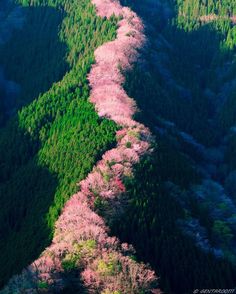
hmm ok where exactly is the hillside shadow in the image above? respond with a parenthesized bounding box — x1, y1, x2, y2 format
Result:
(0, 120, 59, 287)
(115, 0, 236, 293)
(122, 0, 234, 147)
(0, 4, 68, 126)
(0, 3, 68, 287)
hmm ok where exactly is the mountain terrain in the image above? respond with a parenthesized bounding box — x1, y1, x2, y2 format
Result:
(0, 0, 236, 293)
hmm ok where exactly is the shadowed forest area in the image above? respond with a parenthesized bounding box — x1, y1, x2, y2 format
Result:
(0, 0, 117, 286)
(0, 1, 68, 125)
(0, 6, 68, 122)
(108, 0, 236, 293)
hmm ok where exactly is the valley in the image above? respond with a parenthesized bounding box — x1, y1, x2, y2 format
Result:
(0, 0, 236, 293)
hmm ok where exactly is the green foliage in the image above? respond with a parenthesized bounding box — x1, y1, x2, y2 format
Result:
(111, 150, 236, 294)
(37, 281, 48, 289)
(62, 258, 78, 272)
(176, 0, 236, 28)
(102, 290, 122, 294)
(97, 255, 122, 277)
(94, 196, 109, 213)
(212, 220, 234, 245)
(0, 0, 117, 286)
(226, 26, 236, 49)
(81, 239, 96, 250)
(125, 141, 132, 148)
(116, 2, 236, 292)
(62, 240, 96, 272)
(174, 0, 236, 56)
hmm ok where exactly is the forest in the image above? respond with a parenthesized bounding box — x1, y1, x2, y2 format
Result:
(111, 0, 236, 293)
(0, 0, 236, 293)
(0, 0, 118, 286)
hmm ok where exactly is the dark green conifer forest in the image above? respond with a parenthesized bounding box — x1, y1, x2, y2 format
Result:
(111, 0, 236, 293)
(1, 0, 236, 292)
(0, 0, 117, 286)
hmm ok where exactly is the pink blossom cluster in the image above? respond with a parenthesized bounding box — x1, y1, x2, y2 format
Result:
(3, 192, 159, 293)
(79, 125, 152, 207)
(198, 14, 236, 24)
(89, 1, 146, 127)
(231, 15, 236, 24)
(2, 0, 160, 293)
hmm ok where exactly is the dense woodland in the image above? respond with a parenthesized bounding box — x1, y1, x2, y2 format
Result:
(0, 0, 118, 286)
(1, 0, 236, 292)
(109, 0, 236, 293)
(111, 149, 236, 294)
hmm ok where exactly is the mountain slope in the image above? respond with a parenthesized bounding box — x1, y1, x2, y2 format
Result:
(110, 0, 236, 293)
(1, 0, 236, 293)
(1, 0, 160, 293)
(0, 0, 118, 286)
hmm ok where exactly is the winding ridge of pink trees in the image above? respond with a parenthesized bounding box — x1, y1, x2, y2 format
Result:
(2, 1, 160, 293)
